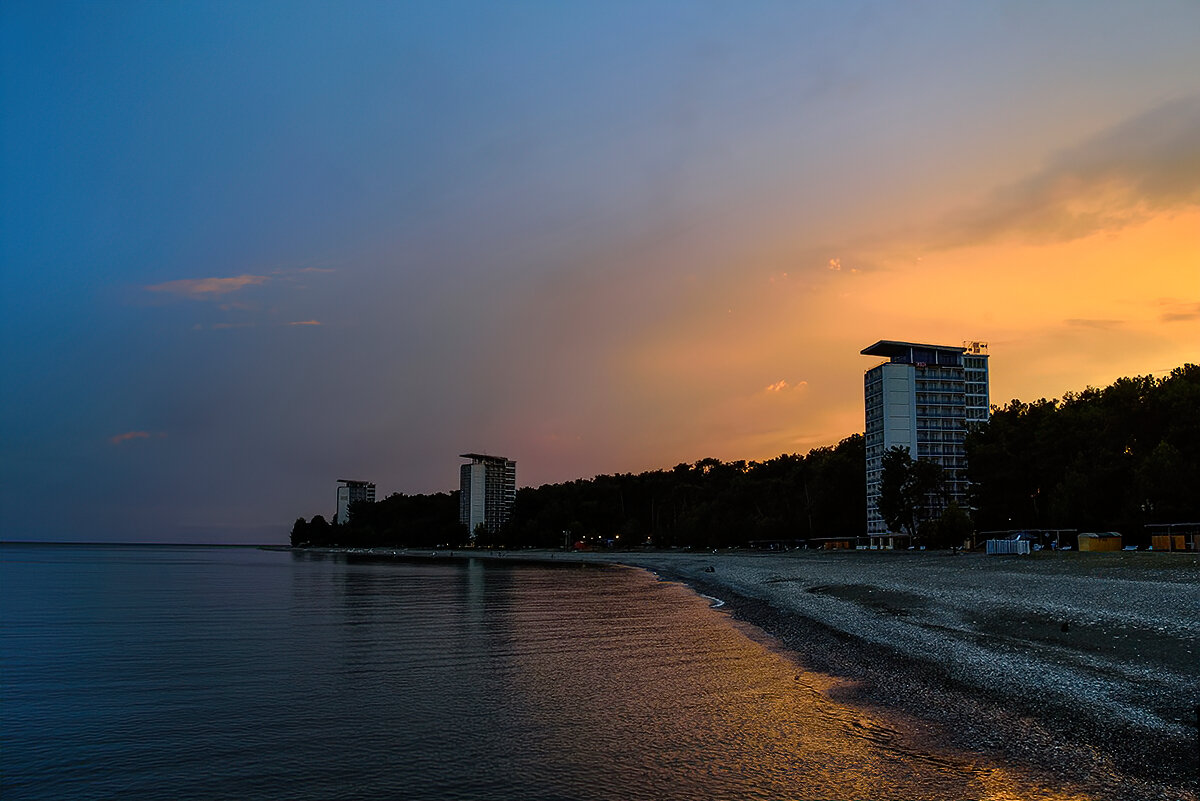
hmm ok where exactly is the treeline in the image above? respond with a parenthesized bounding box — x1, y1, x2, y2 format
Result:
(291, 491, 462, 548)
(291, 435, 865, 548)
(498, 435, 863, 549)
(966, 364, 1199, 537)
(290, 364, 1199, 549)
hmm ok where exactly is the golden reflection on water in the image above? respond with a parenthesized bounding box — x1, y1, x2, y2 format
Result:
(495, 565, 1096, 801)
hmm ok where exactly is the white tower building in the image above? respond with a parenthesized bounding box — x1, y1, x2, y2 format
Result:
(335, 479, 376, 525)
(861, 340, 989, 538)
(458, 453, 516, 538)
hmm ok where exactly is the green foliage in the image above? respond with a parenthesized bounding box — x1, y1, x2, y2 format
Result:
(505, 435, 865, 549)
(966, 364, 1200, 541)
(289, 365, 1197, 550)
(308, 515, 331, 541)
(930, 502, 974, 549)
(291, 435, 866, 549)
(297, 494, 466, 548)
(877, 446, 948, 541)
(289, 517, 309, 547)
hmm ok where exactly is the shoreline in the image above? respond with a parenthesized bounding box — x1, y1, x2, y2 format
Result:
(307, 546, 1199, 798)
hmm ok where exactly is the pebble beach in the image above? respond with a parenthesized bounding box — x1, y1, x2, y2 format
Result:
(345, 546, 1200, 799)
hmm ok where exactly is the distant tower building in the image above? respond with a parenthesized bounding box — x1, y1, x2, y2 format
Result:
(458, 453, 516, 539)
(335, 479, 376, 525)
(861, 340, 989, 539)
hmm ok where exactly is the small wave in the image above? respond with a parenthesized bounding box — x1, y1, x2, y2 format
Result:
(700, 593, 726, 608)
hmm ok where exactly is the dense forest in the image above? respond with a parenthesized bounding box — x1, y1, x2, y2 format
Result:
(291, 364, 1198, 549)
(291, 435, 864, 549)
(966, 364, 1199, 538)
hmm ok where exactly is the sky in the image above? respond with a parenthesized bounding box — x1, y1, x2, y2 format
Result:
(2, 1, 1198, 543)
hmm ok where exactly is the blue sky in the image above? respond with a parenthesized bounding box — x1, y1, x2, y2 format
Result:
(3, 1, 1198, 542)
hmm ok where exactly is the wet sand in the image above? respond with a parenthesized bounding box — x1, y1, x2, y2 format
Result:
(340, 547, 1200, 799)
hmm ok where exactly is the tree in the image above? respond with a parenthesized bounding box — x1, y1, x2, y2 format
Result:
(308, 515, 332, 544)
(290, 517, 309, 547)
(877, 446, 947, 541)
(931, 502, 974, 549)
(966, 364, 1200, 540)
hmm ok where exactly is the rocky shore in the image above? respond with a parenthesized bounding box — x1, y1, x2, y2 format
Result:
(336, 546, 1199, 799)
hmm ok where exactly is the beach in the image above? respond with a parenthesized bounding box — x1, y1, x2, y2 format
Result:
(345, 547, 1200, 798)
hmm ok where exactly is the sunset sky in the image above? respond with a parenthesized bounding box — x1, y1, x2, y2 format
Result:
(2, 1, 1198, 542)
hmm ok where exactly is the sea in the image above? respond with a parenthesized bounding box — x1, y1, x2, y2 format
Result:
(1, 544, 1089, 800)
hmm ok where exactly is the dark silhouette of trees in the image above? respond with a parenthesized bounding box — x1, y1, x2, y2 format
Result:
(291, 435, 865, 549)
(341, 492, 466, 547)
(287, 363, 1198, 550)
(877, 446, 947, 542)
(289, 517, 309, 547)
(929, 502, 974, 549)
(505, 435, 864, 549)
(966, 364, 1199, 541)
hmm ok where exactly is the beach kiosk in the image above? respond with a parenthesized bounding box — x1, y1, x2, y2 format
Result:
(1146, 523, 1200, 551)
(1077, 532, 1122, 551)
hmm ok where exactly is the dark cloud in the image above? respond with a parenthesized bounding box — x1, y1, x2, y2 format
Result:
(109, 431, 165, 445)
(937, 96, 1200, 247)
(1160, 301, 1200, 323)
(1065, 318, 1124, 330)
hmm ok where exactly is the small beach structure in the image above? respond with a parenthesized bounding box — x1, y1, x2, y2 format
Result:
(979, 529, 1076, 550)
(1077, 532, 1123, 551)
(808, 536, 858, 550)
(747, 539, 805, 551)
(986, 539, 1030, 555)
(1145, 523, 1199, 552)
(867, 533, 911, 550)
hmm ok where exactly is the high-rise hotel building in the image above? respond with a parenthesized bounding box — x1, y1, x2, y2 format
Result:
(335, 479, 376, 525)
(861, 340, 989, 537)
(459, 453, 517, 538)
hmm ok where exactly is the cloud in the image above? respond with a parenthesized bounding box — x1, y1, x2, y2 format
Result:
(764, 379, 808, 393)
(271, 266, 337, 276)
(1160, 300, 1200, 323)
(937, 96, 1200, 247)
(1065, 318, 1123, 330)
(286, 320, 322, 326)
(110, 431, 165, 445)
(145, 274, 270, 299)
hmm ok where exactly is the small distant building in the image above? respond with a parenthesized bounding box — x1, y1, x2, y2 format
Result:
(335, 479, 376, 525)
(459, 453, 516, 539)
(1077, 532, 1122, 551)
(1145, 523, 1199, 552)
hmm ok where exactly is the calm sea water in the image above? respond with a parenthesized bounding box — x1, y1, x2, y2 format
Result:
(1, 545, 1085, 800)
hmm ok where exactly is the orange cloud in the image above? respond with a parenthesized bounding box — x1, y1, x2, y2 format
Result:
(109, 431, 165, 445)
(145, 274, 269, 299)
(286, 320, 322, 326)
(765, 379, 808, 393)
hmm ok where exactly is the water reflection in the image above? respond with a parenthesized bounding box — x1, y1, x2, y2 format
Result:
(284, 553, 1100, 800)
